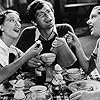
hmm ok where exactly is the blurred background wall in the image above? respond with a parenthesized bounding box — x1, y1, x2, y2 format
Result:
(0, 0, 99, 57)
(0, 0, 99, 27)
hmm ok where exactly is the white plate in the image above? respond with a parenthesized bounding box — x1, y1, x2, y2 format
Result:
(68, 80, 100, 92)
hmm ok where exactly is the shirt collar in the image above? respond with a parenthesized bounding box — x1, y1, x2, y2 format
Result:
(35, 25, 58, 41)
(0, 39, 9, 54)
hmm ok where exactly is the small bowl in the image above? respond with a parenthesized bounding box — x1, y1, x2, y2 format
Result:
(30, 85, 47, 100)
(30, 85, 47, 92)
(40, 53, 56, 65)
(67, 68, 81, 80)
(67, 68, 80, 74)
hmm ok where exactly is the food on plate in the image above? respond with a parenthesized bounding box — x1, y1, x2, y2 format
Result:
(67, 68, 80, 74)
(54, 64, 63, 72)
(15, 79, 24, 88)
(68, 80, 100, 92)
(24, 79, 35, 88)
(67, 68, 81, 80)
(63, 68, 86, 81)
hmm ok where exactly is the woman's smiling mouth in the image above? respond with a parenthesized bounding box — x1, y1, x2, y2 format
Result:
(89, 25, 93, 32)
(13, 27, 20, 33)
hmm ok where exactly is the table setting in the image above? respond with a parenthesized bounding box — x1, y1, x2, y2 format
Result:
(1, 39, 100, 100)
(0, 52, 56, 100)
(0, 66, 100, 100)
(0, 49, 100, 100)
(68, 80, 100, 93)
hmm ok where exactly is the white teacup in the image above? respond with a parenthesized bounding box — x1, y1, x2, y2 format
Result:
(67, 68, 81, 80)
(40, 53, 56, 66)
(30, 85, 47, 100)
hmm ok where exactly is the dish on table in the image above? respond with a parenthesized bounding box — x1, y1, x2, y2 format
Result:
(0, 87, 30, 96)
(0, 79, 34, 96)
(40, 53, 56, 65)
(63, 73, 86, 82)
(68, 80, 100, 92)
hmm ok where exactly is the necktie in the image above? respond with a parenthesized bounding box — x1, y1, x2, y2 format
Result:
(2, 53, 16, 87)
(8, 52, 22, 81)
(9, 53, 16, 64)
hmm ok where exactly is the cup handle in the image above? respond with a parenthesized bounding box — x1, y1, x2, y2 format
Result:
(31, 92, 36, 100)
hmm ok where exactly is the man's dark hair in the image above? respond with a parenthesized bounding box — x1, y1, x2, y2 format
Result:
(26, 0, 54, 22)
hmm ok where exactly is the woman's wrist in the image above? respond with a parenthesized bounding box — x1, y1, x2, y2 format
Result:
(75, 44, 83, 51)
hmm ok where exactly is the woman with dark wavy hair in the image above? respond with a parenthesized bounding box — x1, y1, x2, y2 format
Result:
(0, 9, 43, 83)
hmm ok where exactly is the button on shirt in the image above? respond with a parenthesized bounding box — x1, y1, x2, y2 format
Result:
(0, 39, 23, 67)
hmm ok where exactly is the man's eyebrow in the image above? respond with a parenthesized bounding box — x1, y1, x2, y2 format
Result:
(36, 9, 50, 16)
(35, 11, 44, 17)
(37, 11, 44, 14)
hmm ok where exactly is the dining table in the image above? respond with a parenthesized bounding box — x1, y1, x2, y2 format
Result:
(0, 67, 100, 100)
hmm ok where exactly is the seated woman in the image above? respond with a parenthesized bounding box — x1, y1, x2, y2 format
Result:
(67, 6, 100, 100)
(0, 9, 43, 83)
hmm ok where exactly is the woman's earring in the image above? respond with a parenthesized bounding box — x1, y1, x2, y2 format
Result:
(31, 21, 37, 27)
(0, 26, 4, 32)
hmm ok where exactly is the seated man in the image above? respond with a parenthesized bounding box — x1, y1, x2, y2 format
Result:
(16, 0, 81, 84)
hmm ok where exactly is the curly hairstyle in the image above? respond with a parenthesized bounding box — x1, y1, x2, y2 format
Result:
(92, 6, 100, 15)
(0, 10, 19, 36)
(26, 0, 54, 22)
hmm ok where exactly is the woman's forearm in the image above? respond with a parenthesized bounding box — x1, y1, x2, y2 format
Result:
(75, 47, 89, 73)
(0, 52, 33, 83)
(0, 45, 39, 83)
